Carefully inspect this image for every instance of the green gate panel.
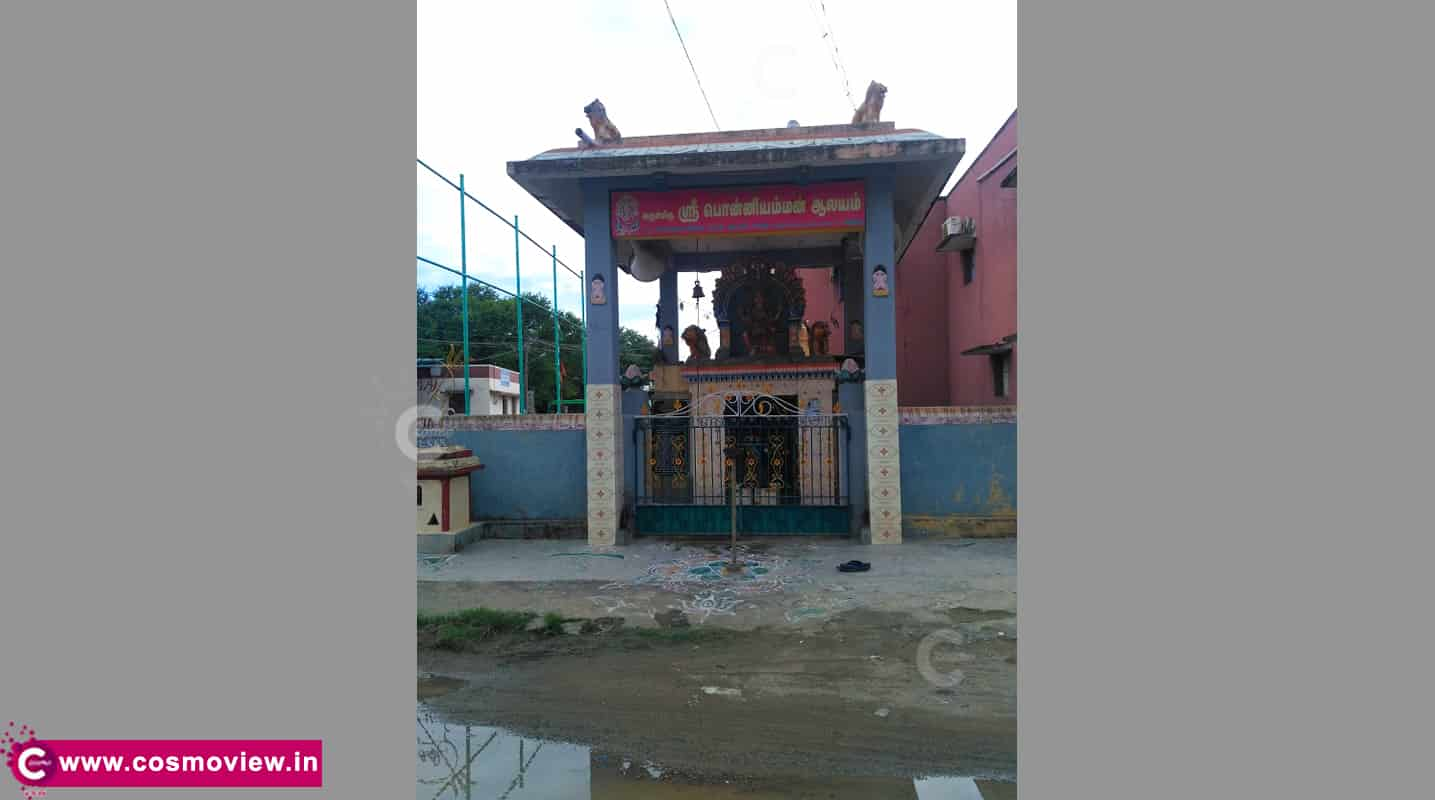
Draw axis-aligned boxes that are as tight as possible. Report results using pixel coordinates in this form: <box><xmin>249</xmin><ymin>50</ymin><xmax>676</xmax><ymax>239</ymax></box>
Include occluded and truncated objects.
<box><xmin>636</xmin><ymin>505</ymin><xmax>848</xmax><ymax>536</ymax></box>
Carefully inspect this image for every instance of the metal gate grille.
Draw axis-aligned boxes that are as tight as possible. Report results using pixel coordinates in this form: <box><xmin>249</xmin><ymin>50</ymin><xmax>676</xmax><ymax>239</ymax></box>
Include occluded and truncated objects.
<box><xmin>633</xmin><ymin>393</ymin><xmax>850</xmax><ymax>535</ymax></box>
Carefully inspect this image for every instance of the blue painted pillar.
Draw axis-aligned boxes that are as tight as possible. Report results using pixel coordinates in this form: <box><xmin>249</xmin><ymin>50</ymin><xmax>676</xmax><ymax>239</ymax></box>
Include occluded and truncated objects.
<box><xmin>838</xmin><ymin>381</ymin><xmax>867</xmax><ymax>539</ymax></box>
<box><xmin>582</xmin><ymin>180</ymin><xmax>626</xmax><ymax>545</ymax></box>
<box><xmin>583</xmin><ymin>180</ymin><xmax>620</xmax><ymax>386</ymax></box>
<box><xmin>862</xmin><ymin>170</ymin><xmax>903</xmax><ymax>544</ymax></box>
<box><xmin>621</xmin><ymin>387</ymin><xmax>646</xmax><ymax>527</ymax></box>
<box><xmin>863</xmin><ymin>170</ymin><xmax>898</xmax><ymax>380</ymax></box>
<box><xmin>658</xmin><ymin>265</ymin><xmax>679</xmax><ymax>363</ymax></box>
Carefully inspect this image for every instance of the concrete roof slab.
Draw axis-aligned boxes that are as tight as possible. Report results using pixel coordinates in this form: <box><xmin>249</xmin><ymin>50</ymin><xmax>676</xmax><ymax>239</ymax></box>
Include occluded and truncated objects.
<box><xmin>506</xmin><ymin>123</ymin><xmax>965</xmax><ymax>261</ymax></box>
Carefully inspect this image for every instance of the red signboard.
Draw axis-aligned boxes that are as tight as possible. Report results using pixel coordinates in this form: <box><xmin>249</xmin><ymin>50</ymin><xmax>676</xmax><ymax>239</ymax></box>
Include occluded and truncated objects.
<box><xmin>611</xmin><ymin>181</ymin><xmax>866</xmax><ymax>239</ymax></box>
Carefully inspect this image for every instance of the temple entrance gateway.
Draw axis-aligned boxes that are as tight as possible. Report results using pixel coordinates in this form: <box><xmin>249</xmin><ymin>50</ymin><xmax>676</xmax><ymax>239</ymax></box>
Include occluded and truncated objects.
<box><xmin>634</xmin><ymin>393</ymin><xmax>850</xmax><ymax>535</ymax></box>
<box><xmin>506</xmin><ymin>117</ymin><xmax>965</xmax><ymax>545</ymax></box>
<box><xmin>633</xmin><ymin>251</ymin><xmax>850</xmax><ymax>536</ymax></box>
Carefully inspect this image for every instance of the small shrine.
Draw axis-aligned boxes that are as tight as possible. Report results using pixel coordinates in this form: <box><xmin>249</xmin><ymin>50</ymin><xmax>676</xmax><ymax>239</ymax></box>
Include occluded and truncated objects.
<box><xmin>647</xmin><ymin>255</ymin><xmax>848</xmax><ymax>419</ymax></box>
<box><xmin>508</xmin><ymin>104</ymin><xmax>965</xmax><ymax>545</ymax></box>
<box><xmin>416</xmin><ymin>445</ymin><xmax>484</xmax><ymax>553</ymax></box>
<box><xmin>713</xmin><ymin>257</ymin><xmax>807</xmax><ymax>361</ymax></box>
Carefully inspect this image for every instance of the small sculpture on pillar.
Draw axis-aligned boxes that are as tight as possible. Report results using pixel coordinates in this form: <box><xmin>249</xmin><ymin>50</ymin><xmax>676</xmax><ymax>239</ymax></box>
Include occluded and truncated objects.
<box><xmin>681</xmin><ymin>325</ymin><xmax>711</xmax><ymax>364</ymax></box>
<box><xmin>809</xmin><ymin>321</ymin><xmax>831</xmax><ymax>356</ymax></box>
<box><xmin>871</xmin><ymin>266</ymin><xmax>890</xmax><ymax>298</ymax></box>
<box><xmin>620</xmin><ymin>363</ymin><xmax>650</xmax><ymax>389</ymax></box>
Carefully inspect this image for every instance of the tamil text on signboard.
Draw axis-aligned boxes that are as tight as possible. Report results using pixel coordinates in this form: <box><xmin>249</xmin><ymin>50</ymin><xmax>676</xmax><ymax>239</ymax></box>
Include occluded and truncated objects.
<box><xmin>611</xmin><ymin>181</ymin><xmax>865</xmax><ymax>239</ymax></box>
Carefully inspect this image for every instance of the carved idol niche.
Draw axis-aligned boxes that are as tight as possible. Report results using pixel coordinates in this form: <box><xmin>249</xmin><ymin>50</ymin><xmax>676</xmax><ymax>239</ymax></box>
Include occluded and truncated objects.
<box><xmin>735</xmin><ymin>284</ymin><xmax>786</xmax><ymax>358</ymax></box>
<box><xmin>713</xmin><ymin>258</ymin><xmax>805</xmax><ymax>361</ymax></box>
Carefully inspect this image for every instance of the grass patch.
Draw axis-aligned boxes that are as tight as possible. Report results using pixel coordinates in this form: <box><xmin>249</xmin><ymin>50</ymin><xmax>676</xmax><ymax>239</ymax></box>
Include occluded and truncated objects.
<box><xmin>418</xmin><ymin>608</ymin><xmax>537</xmax><ymax>650</ymax></box>
<box><xmin>540</xmin><ymin>612</ymin><xmax>566</xmax><ymax>636</ymax></box>
<box><xmin>629</xmin><ymin>627</ymin><xmax>736</xmax><ymax>645</ymax></box>
<box><xmin>416</xmin><ymin>607</ymin><xmax>741</xmax><ymax>653</ymax></box>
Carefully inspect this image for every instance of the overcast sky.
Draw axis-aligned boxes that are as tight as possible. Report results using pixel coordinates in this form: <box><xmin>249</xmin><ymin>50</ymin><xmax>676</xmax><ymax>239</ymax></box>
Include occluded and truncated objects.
<box><xmin>417</xmin><ymin>0</ymin><xmax>1016</xmax><ymax>354</ymax></box>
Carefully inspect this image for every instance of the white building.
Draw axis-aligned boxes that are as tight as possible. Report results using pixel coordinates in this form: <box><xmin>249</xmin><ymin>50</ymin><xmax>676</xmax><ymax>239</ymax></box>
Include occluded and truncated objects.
<box><xmin>417</xmin><ymin>360</ymin><xmax>522</xmax><ymax>415</ymax></box>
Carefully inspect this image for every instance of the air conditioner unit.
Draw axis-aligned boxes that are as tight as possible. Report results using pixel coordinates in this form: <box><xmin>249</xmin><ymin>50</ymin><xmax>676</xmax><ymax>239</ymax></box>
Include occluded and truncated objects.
<box><xmin>944</xmin><ymin>217</ymin><xmax>974</xmax><ymax>238</ymax></box>
<box><xmin>936</xmin><ymin>216</ymin><xmax>977</xmax><ymax>252</ymax></box>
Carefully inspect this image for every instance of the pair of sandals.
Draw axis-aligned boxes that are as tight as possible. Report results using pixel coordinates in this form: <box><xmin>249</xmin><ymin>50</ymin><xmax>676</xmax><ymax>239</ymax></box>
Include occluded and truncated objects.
<box><xmin>837</xmin><ymin>560</ymin><xmax>872</xmax><ymax>573</ymax></box>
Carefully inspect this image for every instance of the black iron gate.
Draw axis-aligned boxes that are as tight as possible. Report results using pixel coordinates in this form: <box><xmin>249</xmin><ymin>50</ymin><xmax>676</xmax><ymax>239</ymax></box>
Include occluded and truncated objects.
<box><xmin>634</xmin><ymin>393</ymin><xmax>850</xmax><ymax>535</ymax></box>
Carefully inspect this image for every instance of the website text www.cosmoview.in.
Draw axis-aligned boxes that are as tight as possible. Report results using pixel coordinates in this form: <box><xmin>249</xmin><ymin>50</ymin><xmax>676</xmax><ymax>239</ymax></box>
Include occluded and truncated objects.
<box><xmin>7</xmin><ymin>738</ymin><xmax>322</xmax><ymax>789</ymax></box>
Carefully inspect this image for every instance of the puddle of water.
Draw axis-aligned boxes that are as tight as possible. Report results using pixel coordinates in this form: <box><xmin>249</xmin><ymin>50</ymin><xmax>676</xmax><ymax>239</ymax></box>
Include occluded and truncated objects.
<box><xmin>416</xmin><ymin>701</ymin><xmax>1014</xmax><ymax>800</ymax></box>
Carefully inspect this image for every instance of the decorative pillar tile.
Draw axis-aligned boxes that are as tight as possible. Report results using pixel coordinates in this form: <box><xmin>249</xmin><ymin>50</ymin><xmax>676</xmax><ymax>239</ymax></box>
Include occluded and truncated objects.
<box><xmin>864</xmin><ymin>379</ymin><xmax>902</xmax><ymax>544</ymax></box>
<box><xmin>585</xmin><ymin>383</ymin><xmax>621</xmax><ymax>546</ymax></box>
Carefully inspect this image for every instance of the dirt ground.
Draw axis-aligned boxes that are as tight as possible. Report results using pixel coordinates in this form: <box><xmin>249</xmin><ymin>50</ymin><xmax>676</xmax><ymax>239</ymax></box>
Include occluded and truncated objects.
<box><xmin>418</xmin><ymin>605</ymin><xmax>1016</xmax><ymax>783</ymax></box>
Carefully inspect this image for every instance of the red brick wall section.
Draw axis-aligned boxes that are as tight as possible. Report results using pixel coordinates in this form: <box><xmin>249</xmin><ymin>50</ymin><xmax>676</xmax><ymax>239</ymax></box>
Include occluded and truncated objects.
<box><xmin>415</xmin><ymin>364</ymin><xmax>506</xmax><ymax>381</ymax></box>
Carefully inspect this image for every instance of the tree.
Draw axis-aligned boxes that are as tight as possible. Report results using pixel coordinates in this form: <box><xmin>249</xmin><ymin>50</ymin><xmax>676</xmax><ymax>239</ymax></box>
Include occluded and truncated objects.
<box><xmin>417</xmin><ymin>284</ymin><xmax>656</xmax><ymax>413</ymax></box>
<box><xmin>620</xmin><ymin>327</ymin><xmax>658</xmax><ymax>372</ymax></box>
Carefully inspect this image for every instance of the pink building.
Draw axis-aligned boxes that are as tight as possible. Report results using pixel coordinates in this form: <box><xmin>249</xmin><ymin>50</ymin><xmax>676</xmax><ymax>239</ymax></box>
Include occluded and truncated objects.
<box><xmin>799</xmin><ymin>268</ymin><xmax>845</xmax><ymax>340</ymax></box>
<box><xmin>893</xmin><ymin>110</ymin><xmax>1017</xmax><ymax>406</ymax></box>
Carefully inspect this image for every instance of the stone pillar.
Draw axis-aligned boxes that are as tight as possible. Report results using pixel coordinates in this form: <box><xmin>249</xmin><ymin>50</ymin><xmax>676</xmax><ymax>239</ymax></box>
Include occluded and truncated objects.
<box><xmin>862</xmin><ymin>170</ymin><xmax>902</xmax><ymax>544</ymax></box>
<box><xmin>583</xmin><ymin>181</ymin><xmax>625</xmax><ymax>545</ymax></box>
<box><xmin>658</xmin><ymin>265</ymin><xmax>679</xmax><ymax>363</ymax></box>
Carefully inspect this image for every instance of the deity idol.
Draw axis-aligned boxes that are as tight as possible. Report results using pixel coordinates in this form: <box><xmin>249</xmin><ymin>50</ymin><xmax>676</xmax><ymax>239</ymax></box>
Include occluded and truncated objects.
<box><xmin>739</xmin><ymin>290</ymin><xmax>783</xmax><ymax>357</ymax></box>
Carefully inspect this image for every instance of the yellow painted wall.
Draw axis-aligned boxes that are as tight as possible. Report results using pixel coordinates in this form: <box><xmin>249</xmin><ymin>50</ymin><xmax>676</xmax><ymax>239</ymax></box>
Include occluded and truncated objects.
<box><xmin>417</xmin><ymin>475</ymin><xmax>473</xmax><ymax>533</ymax></box>
<box><xmin>417</xmin><ymin>478</ymin><xmax>444</xmax><ymax>532</ymax></box>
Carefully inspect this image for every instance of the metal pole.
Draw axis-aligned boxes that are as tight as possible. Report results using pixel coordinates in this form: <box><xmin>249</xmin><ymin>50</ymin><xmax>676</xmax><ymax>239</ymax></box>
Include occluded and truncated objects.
<box><xmin>551</xmin><ymin>245</ymin><xmax>561</xmax><ymax>414</ymax></box>
<box><xmin>459</xmin><ymin>174</ymin><xmax>470</xmax><ymax>415</ymax></box>
<box><xmin>729</xmin><ymin>452</ymin><xmax>739</xmax><ymax>569</ymax></box>
<box><xmin>514</xmin><ymin>215</ymin><xmax>525</xmax><ymax>414</ymax></box>
<box><xmin>580</xmin><ymin>273</ymin><xmax>587</xmax><ymax>409</ymax></box>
